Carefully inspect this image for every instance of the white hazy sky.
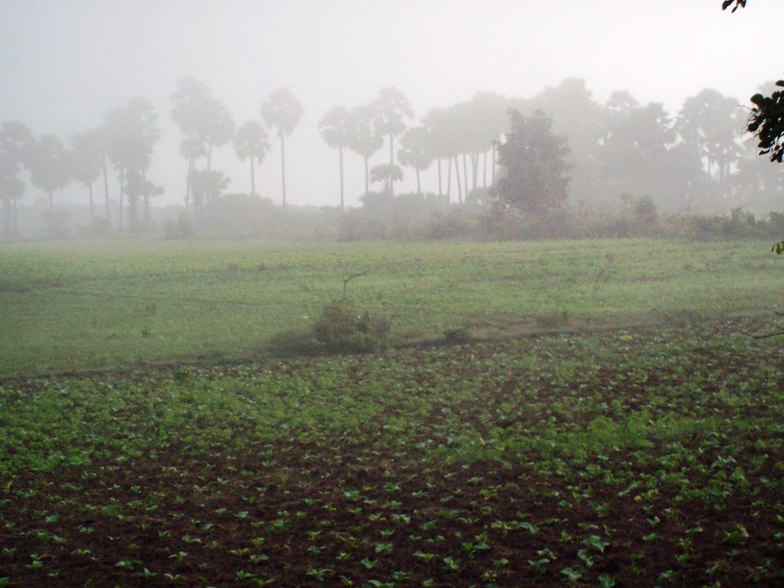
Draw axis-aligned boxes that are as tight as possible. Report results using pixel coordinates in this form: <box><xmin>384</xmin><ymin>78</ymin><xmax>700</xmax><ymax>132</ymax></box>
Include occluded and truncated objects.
<box><xmin>2</xmin><ymin>0</ymin><xmax>782</xmax><ymax>209</ymax></box>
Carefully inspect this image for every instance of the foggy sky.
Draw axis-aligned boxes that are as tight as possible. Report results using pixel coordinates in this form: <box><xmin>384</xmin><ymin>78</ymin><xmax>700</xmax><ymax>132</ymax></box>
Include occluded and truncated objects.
<box><xmin>2</xmin><ymin>0</ymin><xmax>782</xmax><ymax>209</ymax></box>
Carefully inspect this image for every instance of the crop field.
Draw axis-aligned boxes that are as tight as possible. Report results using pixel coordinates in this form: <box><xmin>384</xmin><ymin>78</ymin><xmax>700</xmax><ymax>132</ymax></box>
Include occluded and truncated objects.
<box><xmin>1</xmin><ymin>238</ymin><xmax>784</xmax><ymax>586</ymax></box>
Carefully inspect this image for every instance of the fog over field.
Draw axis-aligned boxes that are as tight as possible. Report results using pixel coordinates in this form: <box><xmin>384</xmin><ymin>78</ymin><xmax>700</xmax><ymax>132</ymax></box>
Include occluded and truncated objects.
<box><xmin>2</xmin><ymin>0</ymin><xmax>783</xmax><ymax>209</ymax></box>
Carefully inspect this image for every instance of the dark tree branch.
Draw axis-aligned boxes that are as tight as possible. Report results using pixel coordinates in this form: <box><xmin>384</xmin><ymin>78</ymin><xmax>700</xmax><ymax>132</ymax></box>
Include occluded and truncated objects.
<box><xmin>340</xmin><ymin>270</ymin><xmax>368</xmax><ymax>303</ymax></box>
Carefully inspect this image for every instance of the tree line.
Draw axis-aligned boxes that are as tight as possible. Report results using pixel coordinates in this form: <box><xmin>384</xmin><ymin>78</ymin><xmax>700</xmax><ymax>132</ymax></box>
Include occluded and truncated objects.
<box><xmin>1</xmin><ymin>75</ymin><xmax>781</xmax><ymax>237</ymax></box>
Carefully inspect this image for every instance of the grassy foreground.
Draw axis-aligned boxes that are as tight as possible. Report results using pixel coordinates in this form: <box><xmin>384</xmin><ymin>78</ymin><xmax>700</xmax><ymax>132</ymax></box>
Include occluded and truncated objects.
<box><xmin>0</xmin><ymin>238</ymin><xmax>781</xmax><ymax>376</ymax></box>
<box><xmin>1</xmin><ymin>317</ymin><xmax>783</xmax><ymax>586</ymax></box>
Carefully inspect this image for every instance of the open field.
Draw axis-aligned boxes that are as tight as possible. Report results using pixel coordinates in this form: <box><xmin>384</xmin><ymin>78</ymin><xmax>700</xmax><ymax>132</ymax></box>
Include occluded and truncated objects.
<box><xmin>1</xmin><ymin>238</ymin><xmax>783</xmax><ymax>585</ymax></box>
<box><xmin>1</xmin><ymin>316</ymin><xmax>783</xmax><ymax>586</ymax></box>
<box><xmin>0</xmin><ymin>238</ymin><xmax>782</xmax><ymax>377</ymax></box>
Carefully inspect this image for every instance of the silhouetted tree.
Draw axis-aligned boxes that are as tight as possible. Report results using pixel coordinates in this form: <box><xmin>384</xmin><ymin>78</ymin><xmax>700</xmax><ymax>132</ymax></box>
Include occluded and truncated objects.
<box><xmin>372</xmin><ymin>87</ymin><xmax>413</xmax><ymax>197</ymax></box>
<box><xmin>70</xmin><ymin>129</ymin><xmax>103</xmax><ymax>226</ymax></box>
<box><xmin>527</xmin><ymin>78</ymin><xmax>604</xmax><ymax>205</ymax></box>
<box><xmin>422</xmin><ymin>107</ymin><xmax>451</xmax><ymax>202</ymax></box>
<box><xmin>599</xmin><ymin>100</ymin><xmax>680</xmax><ymax>207</ymax></box>
<box><xmin>233</xmin><ymin>120</ymin><xmax>269</xmax><ymax>199</ymax></box>
<box><xmin>347</xmin><ymin>104</ymin><xmax>384</xmax><ymax>196</ymax></box>
<box><xmin>721</xmin><ymin>1</ymin><xmax>783</xmax><ymax>163</ymax></box>
<box><xmin>103</xmin><ymin>97</ymin><xmax>160</xmax><ymax>231</ymax></box>
<box><xmin>369</xmin><ymin>163</ymin><xmax>403</xmax><ymax>195</ymax></box>
<box><xmin>492</xmin><ymin>110</ymin><xmax>570</xmax><ymax>218</ymax></box>
<box><xmin>171</xmin><ymin>78</ymin><xmax>232</xmax><ymax>211</ymax></box>
<box><xmin>29</xmin><ymin>134</ymin><xmax>71</xmax><ymax>214</ymax></box>
<box><xmin>190</xmin><ymin>169</ymin><xmax>229</xmax><ymax>215</ymax></box>
<box><xmin>0</xmin><ymin>121</ymin><xmax>33</xmax><ymax>235</ymax></box>
<box><xmin>748</xmin><ymin>83</ymin><xmax>784</xmax><ymax>164</ymax></box>
<box><xmin>397</xmin><ymin>126</ymin><xmax>432</xmax><ymax>195</ymax></box>
<box><xmin>261</xmin><ymin>88</ymin><xmax>303</xmax><ymax>207</ymax></box>
<box><xmin>319</xmin><ymin>106</ymin><xmax>352</xmax><ymax>209</ymax></box>
<box><xmin>677</xmin><ymin>88</ymin><xmax>741</xmax><ymax>185</ymax></box>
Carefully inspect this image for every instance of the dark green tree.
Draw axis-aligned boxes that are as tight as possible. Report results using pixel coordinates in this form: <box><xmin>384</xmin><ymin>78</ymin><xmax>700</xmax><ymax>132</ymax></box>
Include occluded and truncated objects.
<box><xmin>722</xmin><ymin>0</ymin><xmax>784</xmax><ymax>252</ymax></box>
<box><xmin>491</xmin><ymin>110</ymin><xmax>570</xmax><ymax>218</ymax></box>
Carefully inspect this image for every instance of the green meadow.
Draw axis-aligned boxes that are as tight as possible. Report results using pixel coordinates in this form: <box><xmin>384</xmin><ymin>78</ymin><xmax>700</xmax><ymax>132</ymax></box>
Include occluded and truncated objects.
<box><xmin>0</xmin><ymin>238</ymin><xmax>780</xmax><ymax>376</ymax></box>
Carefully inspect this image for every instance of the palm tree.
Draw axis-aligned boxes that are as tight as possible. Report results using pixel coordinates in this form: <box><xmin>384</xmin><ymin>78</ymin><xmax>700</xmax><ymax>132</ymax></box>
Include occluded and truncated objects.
<box><xmin>179</xmin><ymin>137</ymin><xmax>207</xmax><ymax>215</ymax></box>
<box><xmin>103</xmin><ymin>97</ymin><xmax>160</xmax><ymax>231</ymax></box>
<box><xmin>189</xmin><ymin>169</ymin><xmax>230</xmax><ymax>216</ymax></box>
<box><xmin>372</xmin><ymin>87</ymin><xmax>413</xmax><ymax>197</ymax></box>
<box><xmin>261</xmin><ymin>88</ymin><xmax>303</xmax><ymax>207</ymax></box>
<box><xmin>319</xmin><ymin>106</ymin><xmax>352</xmax><ymax>209</ymax></box>
<box><xmin>202</xmin><ymin>97</ymin><xmax>235</xmax><ymax>171</ymax></box>
<box><xmin>29</xmin><ymin>134</ymin><xmax>71</xmax><ymax>214</ymax></box>
<box><xmin>0</xmin><ymin>121</ymin><xmax>33</xmax><ymax>235</ymax></box>
<box><xmin>397</xmin><ymin>126</ymin><xmax>433</xmax><ymax>195</ymax></box>
<box><xmin>70</xmin><ymin>129</ymin><xmax>102</xmax><ymax>227</ymax></box>
<box><xmin>233</xmin><ymin>120</ymin><xmax>269</xmax><ymax>199</ymax></box>
<box><xmin>171</xmin><ymin>78</ymin><xmax>212</xmax><ymax>210</ymax></box>
<box><xmin>347</xmin><ymin>104</ymin><xmax>384</xmax><ymax>196</ymax></box>
<box><xmin>369</xmin><ymin>163</ymin><xmax>403</xmax><ymax>195</ymax></box>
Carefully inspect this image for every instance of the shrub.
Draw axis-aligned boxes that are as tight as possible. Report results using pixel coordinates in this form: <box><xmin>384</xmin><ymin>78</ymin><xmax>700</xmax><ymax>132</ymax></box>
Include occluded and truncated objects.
<box><xmin>313</xmin><ymin>301</ymin><xmax>390</xmax><ymax>354</ymax></box>
<box><xmin>266</xmin><ymin>301</ymin><xmax>390</xmax><ymax>357</ymax></box>
<box><xmin>265</xmin><ymin>328</ymin><xmax>321</xmax><ymax>357</ymax></box>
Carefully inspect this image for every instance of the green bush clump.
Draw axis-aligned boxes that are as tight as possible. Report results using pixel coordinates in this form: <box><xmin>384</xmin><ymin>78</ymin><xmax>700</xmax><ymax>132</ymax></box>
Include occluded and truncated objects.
<box><xmin>267</xmin><ymin>301</ymin><xmax>390</xmax><ymax>357</ymax></box>
<box><xmin>313</xmin><ymin>301</ymin><xmax>390</xmax><ymax>354</ymax></box>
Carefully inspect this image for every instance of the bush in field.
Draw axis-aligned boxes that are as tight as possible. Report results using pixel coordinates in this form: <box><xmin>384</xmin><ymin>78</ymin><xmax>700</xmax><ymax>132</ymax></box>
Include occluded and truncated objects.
<box><xmin>267</xmin><ymin>301</ymin><xmax>390</xmax><ymax>356</ymax></box>
<box><xmin>265</xmin><ymin>328</ymin><xmax>321</xmax><ymax>357</ymax></box>
<box><xmin>313</xmin><ymin>301</ymin><xmax>390</xmax><ymax>354</ymax></box>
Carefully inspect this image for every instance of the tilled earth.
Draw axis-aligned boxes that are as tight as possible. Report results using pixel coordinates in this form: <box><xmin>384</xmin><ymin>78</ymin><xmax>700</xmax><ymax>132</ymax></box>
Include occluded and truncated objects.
<box><xmin>2</xmin><ymin>317</ymin><xmax>783</xmax><ymax>586</ymax></box>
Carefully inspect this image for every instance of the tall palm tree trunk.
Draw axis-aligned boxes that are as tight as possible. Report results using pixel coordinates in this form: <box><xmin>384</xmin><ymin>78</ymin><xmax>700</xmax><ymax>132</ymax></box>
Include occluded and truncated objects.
<box><xmin>446</xmin><ymin>158</ymin><xmax>452</xmax><ymax>204</ymax></box>
<box><xmin>118</xmin><ymin>172</ymin><xmax>124</xmax><ymax>232</ymax></box>
<box><xmin>491</xmin><ymin>144</ymin><xmax>497</xmax><ymax>185</ymax></box>
<box><xmin>363</xmin><ymin>157</ymin><xmax>369</xmax><ymax>195</ymax></box>
<box><xmin>89</xmin><ymin>184</ymin><xmax>95</xmax><ymax>226</ymax></box>
<box><xmin>454</xmin><ymin>157</ymin><xmax>463</xmax><ymax>205</ymax></box>
<box><xmin>338</xmin><ymin>147</ymin><xmax>344</xmax><ymax>210</ymax></box>
<box><xmin>250</xmin><ymin>155</ymin><xmax>256</xmax><ymax>199</ymax></box>
<box><xmin>388</xmin><ymin>135</ymin><xmax>395</xmax><ymax>198</ymax></box>
<box><xmin>102</xmin><ymin>157</ymin><xmax>111</xmax><ymax>229</ymax></box>
<box><xmin>280</xmin><ymin>134</ymin><xmax>287</xmax><ymax>207</ymax></box>
<box><xmin>185</xmin><ymin>158</ymin><xmax>194</xmax><ymax>214</ymax></box>
<box><xmin>437</xmin><ymin>158</ymin><xmax>443</xmax><ymax>201</ymax></box>
<box><xmin>463</xmin><ymin>153</ymin><xmax>469</xmax><ymax>199</ymax></box>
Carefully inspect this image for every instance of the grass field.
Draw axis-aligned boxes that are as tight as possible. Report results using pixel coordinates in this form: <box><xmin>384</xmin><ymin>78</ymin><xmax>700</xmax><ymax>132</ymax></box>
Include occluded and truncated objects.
<box><xmin>0</xmin><ymin>238</ymin><xmax>781</xmax><ymax>376</ymax></box>
<box><xmin>1</xmin><ymin>238</ymin><xmax>783</xmax><ymax>586</ymax></box>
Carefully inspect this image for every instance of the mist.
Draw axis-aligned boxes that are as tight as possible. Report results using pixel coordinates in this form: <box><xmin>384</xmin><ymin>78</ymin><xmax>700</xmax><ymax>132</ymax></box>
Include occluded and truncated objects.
<box><xmin>2</xmin><ymin>0</ymin><xmax>783</xmax><ymax>214</ymax></box>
